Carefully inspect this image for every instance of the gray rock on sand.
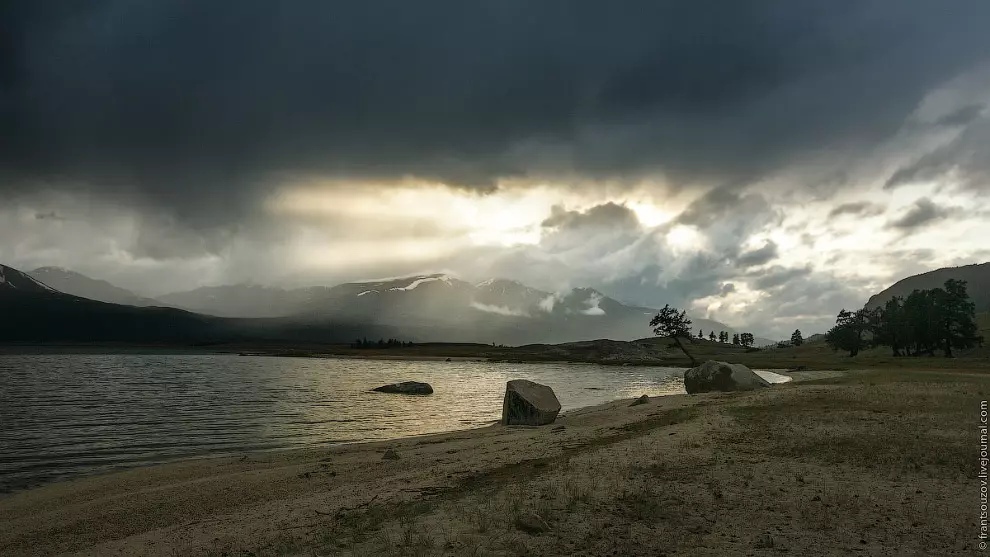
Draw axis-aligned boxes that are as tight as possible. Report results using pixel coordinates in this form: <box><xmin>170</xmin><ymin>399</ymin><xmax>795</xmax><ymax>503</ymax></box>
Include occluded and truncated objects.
<box><xmin>683</xmin><ymin>360</ymin><xmax>771</xmax><ymax>394</ymax></box>
<box><xmin>514</xmin><ymin>511</ymin><xmax>550</xmax><ymax>534</ymax></box>
<box><xmin>372</xmin><ymin>381</ymin><xmax>434</xmax><ymax>395</ymax></box>
<box><xmin>502</xmin><ymin>379</ymin><xmax>561</xmax><ymax>426</ymax></box>
<box><xmin>629</xmin><ymin>394</ymin><xmax>650</xmax><ymax>406</ymax></box>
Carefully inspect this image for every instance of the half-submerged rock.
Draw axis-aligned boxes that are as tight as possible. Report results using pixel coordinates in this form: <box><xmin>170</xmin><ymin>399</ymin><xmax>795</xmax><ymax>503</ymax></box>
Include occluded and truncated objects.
<box><xmin>372</xmin><ymin>381</ymin><xmax>434</xmax><ymax>395</ymax></box>
<box><xmin>683</xmin><ymin>360</ymin><xmax>771</xmax><ymax>394</ymax></box>
<box><xmin>502</xmin><ymin>379</ymin><xmax>561</xmax><ymax>426</ymax></box>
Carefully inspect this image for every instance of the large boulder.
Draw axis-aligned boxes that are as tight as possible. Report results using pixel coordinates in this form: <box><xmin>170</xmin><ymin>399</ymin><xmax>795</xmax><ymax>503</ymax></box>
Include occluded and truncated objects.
<box><xmin>683</xmin><ymin>360</ymin><xmax>771</xmax><ymax>394</ymax></box>
<box><xmin>502</xmin><ymin>380</ymin><xmax>561</xmax><ymax>426</ymax></box>
<box><xmin>372</xmin><ymin>381</ymin><xmax>433</xmax><ymax>395</ymax></box>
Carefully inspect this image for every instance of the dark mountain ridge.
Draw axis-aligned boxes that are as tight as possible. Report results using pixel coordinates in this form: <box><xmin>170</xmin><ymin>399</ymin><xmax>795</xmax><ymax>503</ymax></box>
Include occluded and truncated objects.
<box><xmin>865</xmin><ymin>262</ymin><xmax>990</xmax><ymax>312</ymax></box>
<box><xmin>28</xmin><ymin>267</ymin><xmax>161</xmax><ymax>307</ymax></box>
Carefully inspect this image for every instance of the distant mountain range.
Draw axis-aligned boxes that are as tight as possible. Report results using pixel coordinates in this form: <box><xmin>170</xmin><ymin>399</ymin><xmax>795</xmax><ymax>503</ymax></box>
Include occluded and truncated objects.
<box><xmin>865</xmin><ymin>262</ymin><xmax>990</xmax><ymax>312</ymax></box>
<box><xmin>2</xmin><ymin>265</ymin><xmax>223</xmax><ymax>343</ymax></box>
<box><xmin>127</xmin><ymin>273</ymin><xmax>770</xmax><ymax>345</ymax></box>
<box><xmin>3</xmin><ymin>265</ymin><xmax>771</xmax><ymax>346</ymax></box>
<box><xmin>19</xmin><ymin>259</ymin><xmax>989</xmax><ymax>346</ymax></box>
<box><xmin>28</xmin><ymin>267</ymin><xmax>161</xmax><ymax>307</ymax></box>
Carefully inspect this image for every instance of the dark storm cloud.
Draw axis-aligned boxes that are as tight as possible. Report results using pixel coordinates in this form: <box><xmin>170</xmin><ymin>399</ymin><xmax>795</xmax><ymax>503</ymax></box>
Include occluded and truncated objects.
<box><xmin>751</xmin><ymin>265</ymin><xmax>813</xmax><ymax>290</ymax></box>
<box><xmin>541</xmin><ymin>203</ymin><xmax>639</xmax><ymax>231</ymax></box>
<box><xmin>735</xmin><ymin>241</ymin><xmax>778</xmax><ymax>268</ymax></box>
<box><xmin>34</xmin><ymin>211</ymin><xmax>65</xmax><ymax>221</ymax></box>
<box><xmin>827</xmin><ymin>201</ymin><xmax>885</xmax><ymax>218</ymax></box>
<box><xmin>886</xmin><ymin>198</ymin><xmax>955</xmax><ymax>231</ymax></box>
<box><xmin>885</xmin><ymin>115</ymin><xmax>990</xmax><ymax>192</ymax></box>
<box><xmin>4</xmin><ymin>1</ymin><xmax>990</xmax><ymax>225</ymax></box>
<box><xmin>538</xmin><ymin>203</ymin><xmax>644</xmax><ymax>256</ymax></box>
<box><xmin>741</xmin><ymin>271</ymin><xmax>872</xmax><ymax>337</ymax></box>
<box><xmin>598</xmin><ymin>255</ymin><xmax>734</xmax><ymax>310</ymax></box>
<box><xmin>675</xmin><ymin>188</ymin><xmax>751</xmax><ymax>228</ymax></box>
<box><xmin>933</xmin><ymin>104</ymin><xmax>985</xmax><ymax>127</ymax></box>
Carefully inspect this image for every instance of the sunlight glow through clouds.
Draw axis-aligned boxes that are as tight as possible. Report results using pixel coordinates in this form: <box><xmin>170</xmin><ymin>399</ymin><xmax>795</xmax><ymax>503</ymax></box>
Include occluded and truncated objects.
<box><xmin>692</xmin><ymin>281</ymin><xmax>764</xmax><ymax>320</ymax></box>
<box><xmin>627</xmin><ymin>201</ymin><xmax>674</xmax><ymax>227</ymax></box>
<box><xmin>665</xmin><ymin>225</ymin><xmax>704</xmax><ymax>253</ymax></box>
<box><xmin>268</xmin><ymin>180</ymin><xmax>570</xmax><ymax>247</ymax></box>
<box><xmin>269</xmin><ymin>179</ymin><xmax>685</xmax><ymax>251</ymax></box>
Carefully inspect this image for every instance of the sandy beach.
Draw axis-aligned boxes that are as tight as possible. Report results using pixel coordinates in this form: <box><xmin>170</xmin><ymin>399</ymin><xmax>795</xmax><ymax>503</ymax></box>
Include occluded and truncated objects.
<box><xmin>0</xmin><ymin>368</ymin><xmax>979</xmax><ymax>556</ymax></box>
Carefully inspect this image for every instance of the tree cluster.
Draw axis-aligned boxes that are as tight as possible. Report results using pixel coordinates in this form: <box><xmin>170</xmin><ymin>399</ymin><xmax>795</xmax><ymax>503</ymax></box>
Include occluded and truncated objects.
<box><xmin>351</xmin><ymin>338</ymin><xmax>413</xmax><ymax>349</ymax></box>
<box><xmin>825</xmin><ymin>279</ymin><xmax>982</xmax><ymax>357</ymax></box>
<box><xmin>652</xmin><ymin>307</ymin><xmax>760</xmax><ymax>366</ymax></box>
<box><xmin>697</xmin><ymin>329</ymin><xmax>756</xmax><ymax>346</ymax></box>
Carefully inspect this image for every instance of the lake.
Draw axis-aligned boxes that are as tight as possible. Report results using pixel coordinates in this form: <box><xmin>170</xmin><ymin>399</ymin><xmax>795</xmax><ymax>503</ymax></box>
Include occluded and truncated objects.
<box><xmin>0</xmin><ymin>354</ymin><xmax>697</xmax><ymax>493</ymax></box>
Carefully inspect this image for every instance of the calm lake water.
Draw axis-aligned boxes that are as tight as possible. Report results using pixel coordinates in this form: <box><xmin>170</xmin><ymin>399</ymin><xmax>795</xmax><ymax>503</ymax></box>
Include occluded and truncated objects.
<box><xmin>0</xmin><ymin>354</ymin><xmax>696</xmax><ymax>493</ymax></box>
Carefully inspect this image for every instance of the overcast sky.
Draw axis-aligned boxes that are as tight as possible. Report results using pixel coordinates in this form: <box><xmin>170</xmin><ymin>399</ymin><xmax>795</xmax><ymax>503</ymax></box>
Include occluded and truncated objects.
<box><xmin>3</xmin><ymin>1</ymin><xmax>990</xmax><ymax>339</ymax></box>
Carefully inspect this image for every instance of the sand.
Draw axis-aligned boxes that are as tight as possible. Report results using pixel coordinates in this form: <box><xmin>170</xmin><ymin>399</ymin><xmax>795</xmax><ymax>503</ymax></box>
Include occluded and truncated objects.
<box><xmin>0</xmin><ymin>369</ymin><xmax>980</xmax><ymax>556</ymax></box>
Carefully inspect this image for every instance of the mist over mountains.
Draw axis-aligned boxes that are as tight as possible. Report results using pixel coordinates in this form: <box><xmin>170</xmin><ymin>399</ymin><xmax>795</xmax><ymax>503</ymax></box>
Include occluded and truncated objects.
<box><xmin>7</xmin><ymin>261</ymin><xmax>990</xmax><ymax>346</ymax></box>
<box><xmin>9</xmin><ymin>265</ymin><xmax>769</xmax><ymax>346</ymax></box>
<box><xmin>29</xmin><ymin>267</ymin><xmax>161</xmax><ymax>308</ymax></box>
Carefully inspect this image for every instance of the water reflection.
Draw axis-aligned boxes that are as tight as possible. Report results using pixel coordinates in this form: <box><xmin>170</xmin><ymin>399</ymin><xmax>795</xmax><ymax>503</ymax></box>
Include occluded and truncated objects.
<box><xmin>0</xmin><ymin>354</ymin><xmax>686</xmax><ymax>492</ymax></box>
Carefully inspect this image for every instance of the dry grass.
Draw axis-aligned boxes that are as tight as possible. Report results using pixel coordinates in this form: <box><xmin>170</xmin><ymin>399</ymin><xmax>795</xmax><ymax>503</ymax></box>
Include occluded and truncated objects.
<box><xmin>266</xmin><ymin>369</ymin><xmax>984</xmax><ymax>556</ymax></box>
<box><xmin>723</xmin><ymin>380</ymin><xmax>976</xmax><ymax>479</ymax></box>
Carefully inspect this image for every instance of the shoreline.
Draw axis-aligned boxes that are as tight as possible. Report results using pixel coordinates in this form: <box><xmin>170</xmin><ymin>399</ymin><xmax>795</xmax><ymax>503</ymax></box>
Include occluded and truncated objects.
<box><xmin>4</xmin><ymin>341</ymin><xmax>988</xmax><ymax>372</ymax></box>
<box><xmin>0</xmin><ymin>344</ymin><xmax>819</xmax><ymax>373</ymax></box>
<box><xmin>0</xmin><ymin>366</ymin><xmax>802</xmax><ymax>497</ymax></box>
<box><xmin>0</xmin><ymin>370</ymin><xmax>880</xmax><ymax>557</ymax></box>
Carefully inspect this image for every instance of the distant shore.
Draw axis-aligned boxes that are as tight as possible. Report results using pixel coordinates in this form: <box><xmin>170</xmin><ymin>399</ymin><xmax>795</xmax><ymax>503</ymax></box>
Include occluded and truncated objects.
<box><xmin>3</xmin><ymin>337</ymin><xmax>989</xmax><ymax>371</ymax></box>
<box><xmin>3</xmin><ymin>367</ymin><xmax>978</xmax><ymax>556</ymax></box>
<box><xmin>0</xmin><ymin>343</ymin><xmax>800</xmax><ymax>374</ymax></box>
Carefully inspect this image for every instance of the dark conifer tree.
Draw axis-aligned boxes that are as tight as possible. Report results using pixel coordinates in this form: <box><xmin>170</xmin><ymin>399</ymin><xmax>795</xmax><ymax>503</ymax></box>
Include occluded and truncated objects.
<box><xmin>790</xmin><ymin>329</ymin><xmax>803</xmax><ymax>346</ymax></box>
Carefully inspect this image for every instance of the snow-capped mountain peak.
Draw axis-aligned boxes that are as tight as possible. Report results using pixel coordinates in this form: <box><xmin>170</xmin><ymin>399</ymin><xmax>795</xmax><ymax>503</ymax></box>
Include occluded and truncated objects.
<box><xmin>387</xmin><ymin>274</ymin><xmax>453</xmax><ymax>291</ymax></box>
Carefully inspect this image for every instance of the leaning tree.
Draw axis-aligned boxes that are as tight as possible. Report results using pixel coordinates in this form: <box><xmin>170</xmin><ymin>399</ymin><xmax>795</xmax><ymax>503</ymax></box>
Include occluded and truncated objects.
<box><xmin>649</xmin><ymin>304</ymin><xmax>697</xmax><ymax>366</ymax></box>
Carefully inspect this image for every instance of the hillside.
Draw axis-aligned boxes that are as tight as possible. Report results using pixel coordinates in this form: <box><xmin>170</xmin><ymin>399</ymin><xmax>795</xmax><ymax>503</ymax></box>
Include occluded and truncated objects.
<box><xmin>0</xmin><ymin>265</ymin><xmax>405</xmax><ymax>344</ymax></box>
<box><xmin>865</xmin><ymin>262</ymin><xmax>990</xmax><ymax>312</ymax></box>
<box><xmin>0</xmin><ymin>265</ymin><xmax>56</xmax><ymax>293</ymax></box>
<box><xmin>156</xmin><ymin>284</ymin><xmax>317</xmax><ymax>317</ymax></box>
<box><xmin>1</xmin><ymin>265</ymin><xmax>218</xmax><ymax>342</ymax></box>
<box><xmin>28</xmin><ymin>267</ymin><xmax>160</xmax><ymax>307</ymax></box>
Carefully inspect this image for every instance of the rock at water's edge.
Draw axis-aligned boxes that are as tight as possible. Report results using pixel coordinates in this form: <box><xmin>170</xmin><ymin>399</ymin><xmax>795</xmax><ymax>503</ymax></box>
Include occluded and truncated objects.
<box><xmin>683</xmin><ymin>360</ymin><xmax>771</xmax><ymax>394</ymax></box>
<box><xmin>372</xmin><ymin>381</ymin><xmax>434</xmax><ymax>395</ymax></box>
<box><xmin>502</xmin><ymin>379</ymin><xmax>561</xmax><ymax>426</ymax></box>
<box><xmin>629</xmin><ymin>394</ymin><xmax>650</xmax><ymax>406</ymax></box>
